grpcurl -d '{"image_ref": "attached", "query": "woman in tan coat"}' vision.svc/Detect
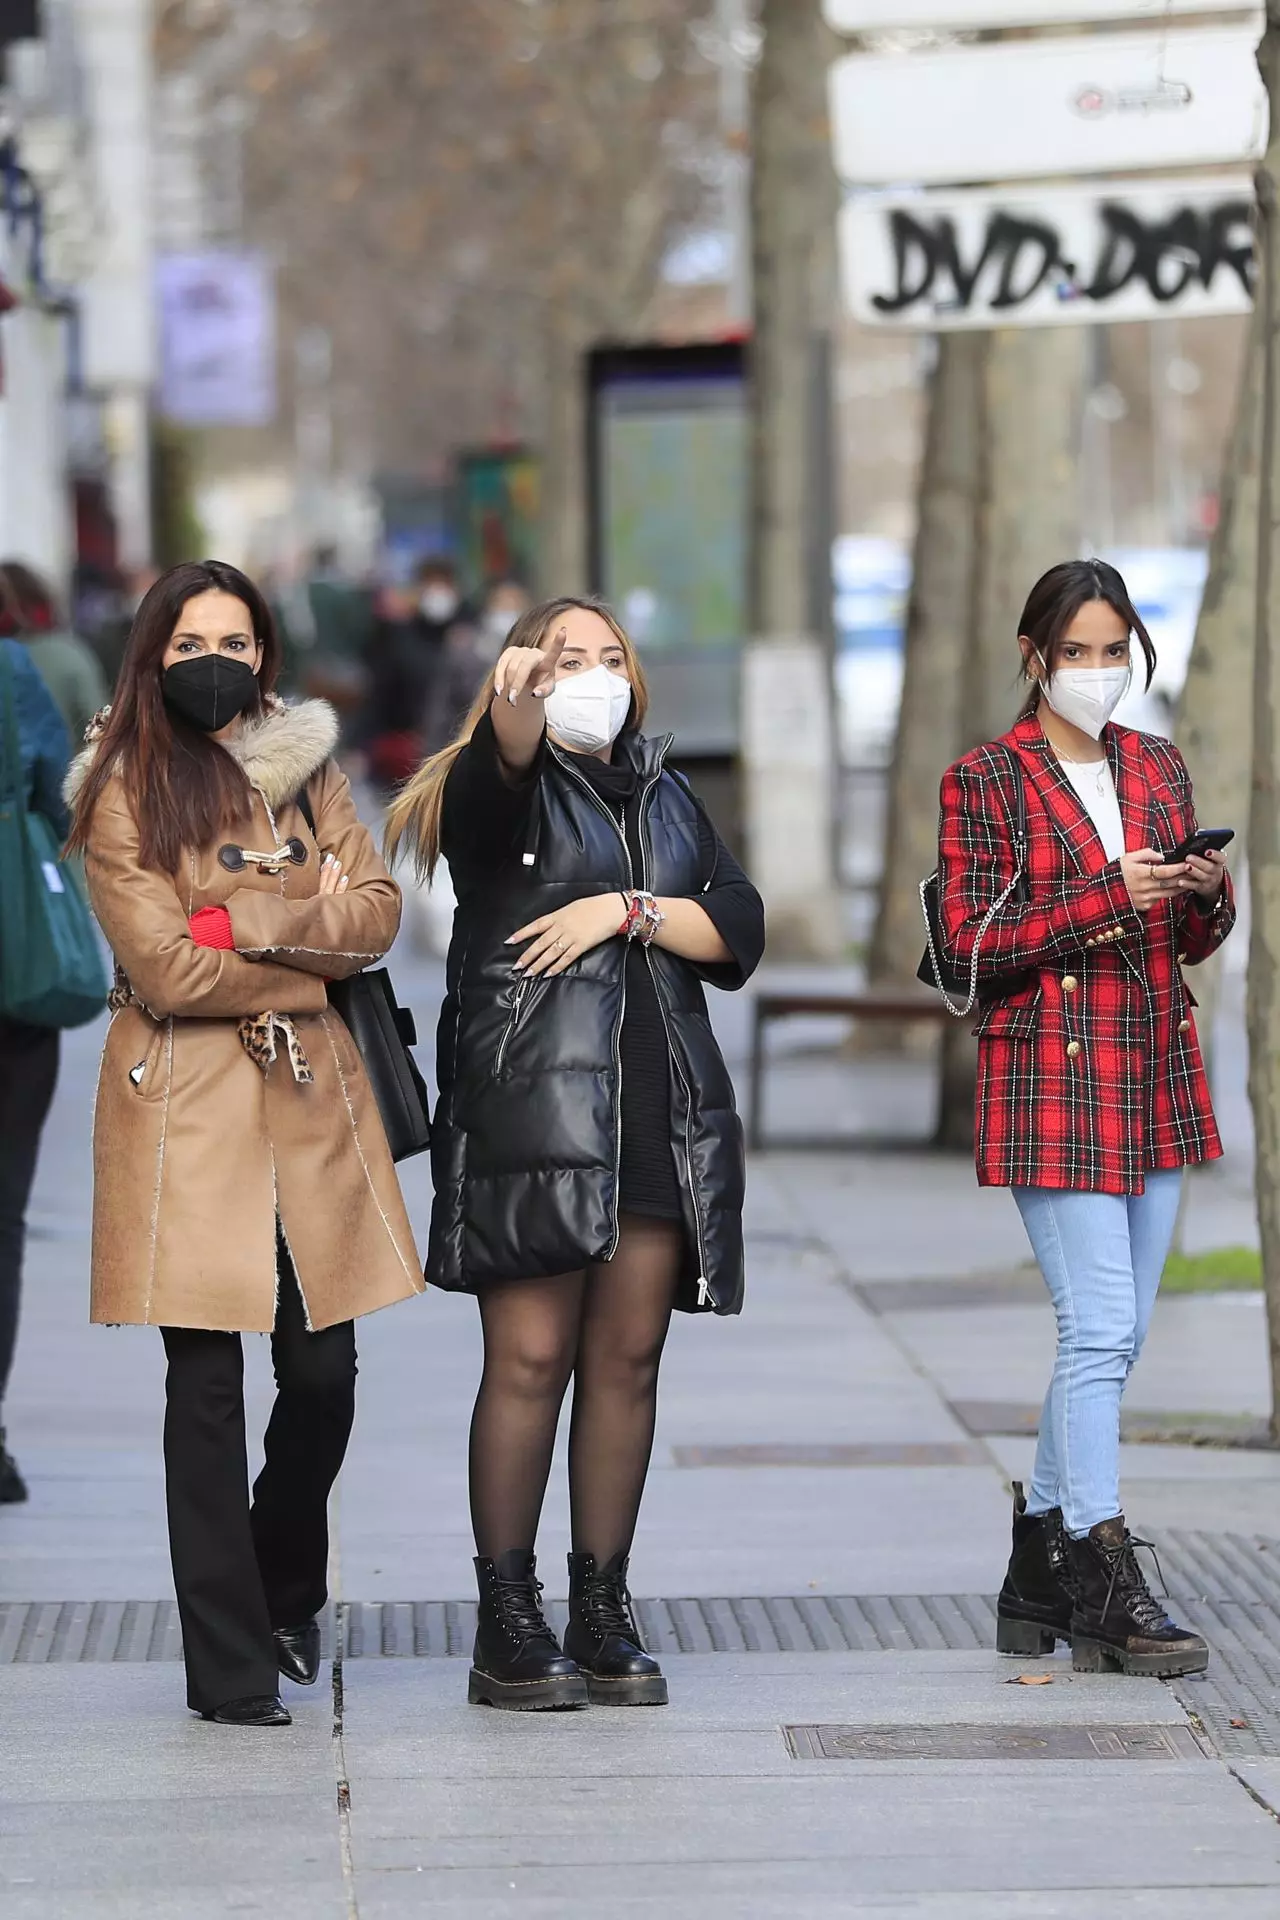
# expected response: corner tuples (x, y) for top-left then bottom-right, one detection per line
(67, 560), (422, 1727)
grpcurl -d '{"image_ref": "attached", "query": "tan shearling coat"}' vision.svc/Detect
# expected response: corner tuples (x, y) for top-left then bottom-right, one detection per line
(72, 699), (424, 1332)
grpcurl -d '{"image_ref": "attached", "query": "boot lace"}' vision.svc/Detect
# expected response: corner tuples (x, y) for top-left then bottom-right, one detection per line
(583, 1569), (641, 1642)
(496, 1571), (556, 1646)
(1099, 1530), (1174, 1634)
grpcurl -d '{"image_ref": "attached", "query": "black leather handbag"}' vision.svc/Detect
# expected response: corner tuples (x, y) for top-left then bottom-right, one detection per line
(917, 750), (1030, 1018)
(296, 787), (432, 1161)
(326, 968), (432, 1162)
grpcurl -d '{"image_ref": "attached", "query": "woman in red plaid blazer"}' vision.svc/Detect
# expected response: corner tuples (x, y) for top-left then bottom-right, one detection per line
(937, 559), (1234, 1682)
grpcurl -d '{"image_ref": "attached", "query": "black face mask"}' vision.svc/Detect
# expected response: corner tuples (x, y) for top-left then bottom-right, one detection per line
(162, 655), (260, 733)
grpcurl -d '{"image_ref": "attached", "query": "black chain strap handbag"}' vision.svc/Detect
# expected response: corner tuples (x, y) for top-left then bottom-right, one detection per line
(296, 785), (432, 1161)
(917, 750), (1030, 1018)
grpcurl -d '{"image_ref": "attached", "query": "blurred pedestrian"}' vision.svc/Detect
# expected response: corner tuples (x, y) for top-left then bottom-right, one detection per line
(387, 597), (764, 1711)
(66, 560), (422, 1727)
(422, 577), (532, 760)
(90, 563), (162, 692)
(363, 556), (465, 794)
(476, 576), (532, 654)
(0, 637), (74, 1505)
(936, 558), (1234, 1680)
(0, 560), (109, 741)
(275, 545), (376, 735)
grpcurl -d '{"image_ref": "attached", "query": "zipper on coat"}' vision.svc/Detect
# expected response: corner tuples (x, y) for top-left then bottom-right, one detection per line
(495, 972), (531, 1077)
(550, 746), (638, 1260)
(637, 763), (714, 1308)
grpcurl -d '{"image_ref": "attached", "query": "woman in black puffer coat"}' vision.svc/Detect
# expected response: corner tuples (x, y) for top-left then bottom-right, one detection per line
(388, 596), (763, 1712)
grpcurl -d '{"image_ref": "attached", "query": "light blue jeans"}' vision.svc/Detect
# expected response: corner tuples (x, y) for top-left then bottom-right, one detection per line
(1012, 1171), (1184, 1538)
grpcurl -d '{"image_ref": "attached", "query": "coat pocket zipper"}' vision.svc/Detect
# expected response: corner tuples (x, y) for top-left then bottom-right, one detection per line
(495, 974), (531, 1077)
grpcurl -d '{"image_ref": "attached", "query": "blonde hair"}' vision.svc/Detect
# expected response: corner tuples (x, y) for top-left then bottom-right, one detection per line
(384, 595), (649, 880)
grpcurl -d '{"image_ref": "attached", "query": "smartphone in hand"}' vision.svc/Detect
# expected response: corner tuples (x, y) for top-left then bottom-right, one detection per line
(1166, 828), (1234, 865)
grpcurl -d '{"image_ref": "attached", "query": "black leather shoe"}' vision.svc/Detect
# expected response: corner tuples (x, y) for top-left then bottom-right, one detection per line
(468, 1550), (589, 1710)
(201, 1694), (292, 1726)
(565, 1551), (668, 1705)
(1067, 1516), (1209, 1678)
(996, 1481), (1074, 1655)
(274, 1619), (322, 1686)
(0, 1430), (28, 1505)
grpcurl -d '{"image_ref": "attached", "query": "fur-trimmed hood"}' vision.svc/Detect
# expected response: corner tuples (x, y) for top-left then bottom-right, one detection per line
(64, 697), (341, 813)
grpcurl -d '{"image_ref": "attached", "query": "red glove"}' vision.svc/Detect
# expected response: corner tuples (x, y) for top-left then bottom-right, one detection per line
(189, 906), (234, 950)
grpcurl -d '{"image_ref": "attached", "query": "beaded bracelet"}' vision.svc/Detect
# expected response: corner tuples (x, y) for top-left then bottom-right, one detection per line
(617, 889), (665, 946)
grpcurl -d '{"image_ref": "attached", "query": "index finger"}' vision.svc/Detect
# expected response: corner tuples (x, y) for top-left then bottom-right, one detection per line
(539, 624), (568, 663)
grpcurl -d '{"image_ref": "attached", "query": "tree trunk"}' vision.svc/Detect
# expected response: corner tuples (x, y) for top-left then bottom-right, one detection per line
(935, 323), (1088, 1149)
(1173, 301), (1262, 1088)
(742, 0), (843, 959)
(969, 325), (1090, 744)
(537, 312), (591, 599)
(1249, 4), (1280, 1443)
(869, 333), (989, 998)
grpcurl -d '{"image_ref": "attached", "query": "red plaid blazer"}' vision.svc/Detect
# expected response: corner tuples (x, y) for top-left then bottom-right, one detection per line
(937, 714), (1235, 1194)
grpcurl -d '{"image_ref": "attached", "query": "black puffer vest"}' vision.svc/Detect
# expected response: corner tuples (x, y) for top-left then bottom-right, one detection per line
(428, 732), (745, 1314)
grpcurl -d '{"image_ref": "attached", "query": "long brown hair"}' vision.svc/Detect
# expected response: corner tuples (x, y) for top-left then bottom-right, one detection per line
(385, 595), (648, 880)
(1017, 558), (1155, 718)
(66, 560), (282, 872)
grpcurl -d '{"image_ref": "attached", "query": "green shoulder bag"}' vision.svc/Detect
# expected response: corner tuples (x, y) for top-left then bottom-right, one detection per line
(0, 648), (108, 1028)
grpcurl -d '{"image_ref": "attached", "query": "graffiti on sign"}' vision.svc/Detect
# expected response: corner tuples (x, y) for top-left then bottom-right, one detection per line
(841, 181), (1256, 332)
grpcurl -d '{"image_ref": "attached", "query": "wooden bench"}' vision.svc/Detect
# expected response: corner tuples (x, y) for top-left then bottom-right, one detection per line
(747, 989), (953, 1151)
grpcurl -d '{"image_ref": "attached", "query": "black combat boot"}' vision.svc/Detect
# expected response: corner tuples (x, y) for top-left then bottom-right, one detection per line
(0, 1429), (27, 1505)
(468, 1550), (589, 1710)
(995, 1481), (1074, 1654)
(1066, 1516), (1209, 1678)
(564, 1552), (668, 1706)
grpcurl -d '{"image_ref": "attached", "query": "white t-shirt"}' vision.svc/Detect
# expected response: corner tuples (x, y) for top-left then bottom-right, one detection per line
(1060, 756), (1125, 862)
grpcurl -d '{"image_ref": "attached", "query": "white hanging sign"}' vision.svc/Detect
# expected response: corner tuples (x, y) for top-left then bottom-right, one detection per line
(824, 1), (1259, 31)
(829, 27), (1268, 186)
(841, 176), (1255, 331)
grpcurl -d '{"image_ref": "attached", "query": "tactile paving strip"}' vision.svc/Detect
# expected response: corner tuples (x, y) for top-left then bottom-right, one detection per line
(3, 1533), (1278, 1762)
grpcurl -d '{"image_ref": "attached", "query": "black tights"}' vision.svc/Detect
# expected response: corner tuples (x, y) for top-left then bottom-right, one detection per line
(468, 1215), (682, 1567)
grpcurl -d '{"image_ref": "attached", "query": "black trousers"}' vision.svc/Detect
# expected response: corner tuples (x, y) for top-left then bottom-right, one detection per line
(160, 1249), (357, 1714)
(0, 1020), (60, 1411)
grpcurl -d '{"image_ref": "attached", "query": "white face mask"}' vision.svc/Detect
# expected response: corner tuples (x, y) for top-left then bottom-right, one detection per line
(543, 664), (633, 753)
(420, 585), (459, 624)
(1040, 661), (1131, 740)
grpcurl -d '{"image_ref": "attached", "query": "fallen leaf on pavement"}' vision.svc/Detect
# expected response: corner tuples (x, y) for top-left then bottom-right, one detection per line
(1006, 1674), (1054, 1686)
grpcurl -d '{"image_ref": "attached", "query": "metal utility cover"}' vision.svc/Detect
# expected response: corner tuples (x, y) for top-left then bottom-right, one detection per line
(786, 1724), (1206, 1761)
(824, 1), (1257, 31)
(828, 29), (1268, 187)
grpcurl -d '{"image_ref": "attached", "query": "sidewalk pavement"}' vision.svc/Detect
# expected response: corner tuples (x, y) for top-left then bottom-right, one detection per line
(3, 948), (1280, 1917)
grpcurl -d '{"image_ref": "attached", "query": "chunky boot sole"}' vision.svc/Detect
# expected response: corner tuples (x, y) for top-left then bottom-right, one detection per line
(996, 1612), (1065, 1656)
(467, 1666), (589, 1710)
(579, 1668), (669, 1707)
(1072, 1635), (1210, 1679)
